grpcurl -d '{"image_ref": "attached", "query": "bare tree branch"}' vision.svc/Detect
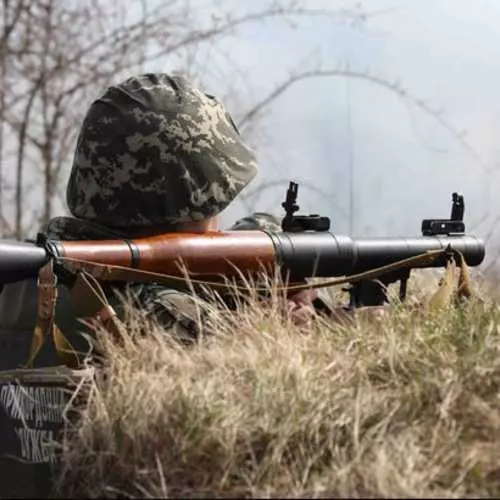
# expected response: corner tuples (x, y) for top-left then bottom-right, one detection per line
(1, 0), (375, 238)
(15, 75), (44, 239)
(238, 178), (347, 217)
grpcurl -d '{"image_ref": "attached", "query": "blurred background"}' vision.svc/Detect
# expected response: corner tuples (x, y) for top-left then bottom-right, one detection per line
(1, 0), (499, 268)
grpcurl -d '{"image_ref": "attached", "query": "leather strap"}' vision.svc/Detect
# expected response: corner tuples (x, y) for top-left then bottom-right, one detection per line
(26, 260), (80, 368)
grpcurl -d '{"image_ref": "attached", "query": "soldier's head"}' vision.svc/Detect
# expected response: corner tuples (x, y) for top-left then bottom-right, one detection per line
(230, 212), (282, 232)
(66, 73), (258, 234)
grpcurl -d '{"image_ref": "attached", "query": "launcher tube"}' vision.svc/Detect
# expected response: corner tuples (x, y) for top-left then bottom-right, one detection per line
(269, 233), (485, 276)
(52, 231), (485, 278)
(0, 240), (49, 282)
(0, 230), (486, 286)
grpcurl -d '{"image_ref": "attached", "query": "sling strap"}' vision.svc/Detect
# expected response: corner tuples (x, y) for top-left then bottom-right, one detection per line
(26, 260), (80, 369)
(27, 248), (475, 368)
(55, 248), (474, 299)
(27, 263), (128, 368)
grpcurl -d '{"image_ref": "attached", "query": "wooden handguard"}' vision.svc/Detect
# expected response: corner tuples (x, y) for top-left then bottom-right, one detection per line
(50, 231), (277, 277)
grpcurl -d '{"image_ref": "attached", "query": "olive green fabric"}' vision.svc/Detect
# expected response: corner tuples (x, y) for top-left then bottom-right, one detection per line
(229, 212), (281, 232)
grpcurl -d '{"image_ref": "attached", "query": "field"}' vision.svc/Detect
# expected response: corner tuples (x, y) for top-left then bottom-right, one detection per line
(54, 271), (500, 498)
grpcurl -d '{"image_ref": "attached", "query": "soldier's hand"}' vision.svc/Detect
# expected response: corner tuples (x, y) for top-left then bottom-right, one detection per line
(286, 289), (318, 326)
(282, 288), (391, 327)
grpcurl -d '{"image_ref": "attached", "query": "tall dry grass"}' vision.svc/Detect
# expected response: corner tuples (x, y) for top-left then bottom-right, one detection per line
(53, 274), (500, 498)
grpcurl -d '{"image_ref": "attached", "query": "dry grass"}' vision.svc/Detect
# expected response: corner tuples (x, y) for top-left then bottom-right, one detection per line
(53, 274), (500, 498)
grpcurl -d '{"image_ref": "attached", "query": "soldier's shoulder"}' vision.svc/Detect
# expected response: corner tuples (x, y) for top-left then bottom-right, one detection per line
(229, 212), (281, 232)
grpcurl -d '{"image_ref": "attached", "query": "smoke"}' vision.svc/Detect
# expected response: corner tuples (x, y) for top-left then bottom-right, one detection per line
(206, 0), (500, 244)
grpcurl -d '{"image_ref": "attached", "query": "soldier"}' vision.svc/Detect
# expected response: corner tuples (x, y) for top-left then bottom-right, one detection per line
(0, 73), (374, 368)
(37, 73), (321, 345)
(0, 73), (264, 498)
(36, 73), (259, 345)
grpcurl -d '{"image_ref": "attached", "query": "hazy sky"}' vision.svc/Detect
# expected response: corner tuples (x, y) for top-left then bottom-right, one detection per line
(168, 0), (500, 246)
(31, 0), (499, 254)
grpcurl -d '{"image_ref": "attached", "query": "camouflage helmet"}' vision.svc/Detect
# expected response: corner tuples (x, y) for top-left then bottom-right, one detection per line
(66, 73), (258, 228)
(230, 212), (282, 232)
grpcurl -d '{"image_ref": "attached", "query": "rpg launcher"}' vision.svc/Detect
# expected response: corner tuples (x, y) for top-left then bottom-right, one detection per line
(0, 182), (485, 311)
(279, 181), (483, 307)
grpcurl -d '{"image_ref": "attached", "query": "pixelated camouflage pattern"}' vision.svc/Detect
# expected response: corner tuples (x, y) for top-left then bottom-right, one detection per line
(66, 73), (258, 228)
(229, 212), (282, 232)
(42, 216), (128, 240)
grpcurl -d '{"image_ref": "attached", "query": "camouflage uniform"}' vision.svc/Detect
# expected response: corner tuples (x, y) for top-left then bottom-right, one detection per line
(42, 73), (258, 344)
(228, 212), (282, 232)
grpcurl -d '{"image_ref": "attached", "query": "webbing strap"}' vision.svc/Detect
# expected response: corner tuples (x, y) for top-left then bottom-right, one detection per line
(26, 260), (80, 369)
(428, 252), (474, 309)
(428, 257), (458, 310)
(27, 263), (129, 369)
(457, 252), (473, 299)
(55, 248), (451, 294)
